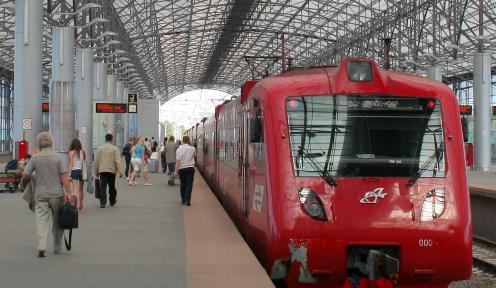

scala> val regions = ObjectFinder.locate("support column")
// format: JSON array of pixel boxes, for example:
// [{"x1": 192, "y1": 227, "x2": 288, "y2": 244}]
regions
[
  {"x1": 93, "y1": 62, "x2": 107, "y2": 150},
  {"x1": 123, "y1": 86, "x2": 129, "y2": 142},
  {"x1": 473, "y1": 52, "x2": 492, "y2": 171},
  {"x1": 115, "y1": 80, "x2": 124, "y2": 148},
  {"x1": 13, "y1": 0, "x2": 43, "y2": 154},
  {"x1": 76, "y1": 48, "x2": 94, "y2": 161},
  {"x1": 107, "y1": 74, "x2": 116, "y2": 136},
  {"x1": 426, "y1": 65, "x2": 442, "y2": 81},
  {"x1": 50, "y1": 26, "x2": 75, "y2": 152}
]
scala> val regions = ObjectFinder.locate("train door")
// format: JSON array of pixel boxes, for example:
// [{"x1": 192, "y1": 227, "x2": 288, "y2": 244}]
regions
[{"x1": 240, "y1": 107, "x2": 250, "y2": 218}]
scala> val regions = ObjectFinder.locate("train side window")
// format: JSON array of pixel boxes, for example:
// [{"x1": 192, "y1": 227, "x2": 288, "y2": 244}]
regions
[{"x1": 250, "y1": 117, "x2": 262, "y2": 143}]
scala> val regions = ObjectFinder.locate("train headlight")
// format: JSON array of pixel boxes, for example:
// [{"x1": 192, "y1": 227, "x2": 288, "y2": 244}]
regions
[
  {"x1": 347, "y1": 61, "x2": 373, "y2": 82},
  {"x1": 420, "y1": 188, "x2": 446, "y2": 222},
  {"x1": 298, "y1": 187, "x2": 327, "y2": 221}
]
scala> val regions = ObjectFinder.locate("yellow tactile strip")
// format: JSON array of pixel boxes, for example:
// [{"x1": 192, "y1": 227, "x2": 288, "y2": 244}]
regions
[{"x1": 183, "y1": 171, "x2": 274, "y2": 288}]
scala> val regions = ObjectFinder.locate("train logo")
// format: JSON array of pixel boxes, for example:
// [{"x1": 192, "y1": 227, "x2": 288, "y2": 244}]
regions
[{"x1": 359, "y1": 187, "x2": 387, "y2": 204}]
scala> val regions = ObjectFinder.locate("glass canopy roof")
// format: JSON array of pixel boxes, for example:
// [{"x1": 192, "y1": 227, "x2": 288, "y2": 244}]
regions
[{"x1": 0, "y1": 0, "x2": 495, "y2": 103}]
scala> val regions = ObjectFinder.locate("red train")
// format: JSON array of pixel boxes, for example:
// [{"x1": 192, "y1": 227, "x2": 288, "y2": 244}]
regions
[{"x1": 186, "y1": 58, "x2": 472, "y2": 288}]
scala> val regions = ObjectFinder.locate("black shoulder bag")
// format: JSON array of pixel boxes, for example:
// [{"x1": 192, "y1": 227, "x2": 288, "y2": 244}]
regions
[{"x1": 58, "y1": 202, "x2": 78, "y2": 250}]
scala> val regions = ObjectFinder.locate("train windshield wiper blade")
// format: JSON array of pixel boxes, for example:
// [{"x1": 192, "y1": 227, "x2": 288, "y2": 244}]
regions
[
  {"x1": 407, "y1": 145, "x2": 444, "y2": 187},
  {"x1": 299, "y1": 147, "x2": 337, "y2": 186}
]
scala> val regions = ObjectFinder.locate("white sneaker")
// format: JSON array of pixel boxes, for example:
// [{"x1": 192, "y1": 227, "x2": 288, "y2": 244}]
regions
[
  {"x1": 126, "y1": 177, "x2": 129, "y2": 180},
  {"x1": 144, "y1": 183, "x2": 152, "y2": 186}
]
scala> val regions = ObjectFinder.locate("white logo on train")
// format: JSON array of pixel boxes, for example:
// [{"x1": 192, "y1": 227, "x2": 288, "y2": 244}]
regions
[
  {"x1": 360, "y1": 187, "x2": 387, "y2": 204},
  {"x1": 252, "y1": 184, "x2": 265, "y2": 213}
]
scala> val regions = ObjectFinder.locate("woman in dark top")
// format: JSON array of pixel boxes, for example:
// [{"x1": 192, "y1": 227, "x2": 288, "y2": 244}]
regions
[
  {"x1": 122, "y1": 138, "x2": 133, "y2": 179},
  {"x1": 160, "y1": 137, "x2": 167, "y2": 173}
]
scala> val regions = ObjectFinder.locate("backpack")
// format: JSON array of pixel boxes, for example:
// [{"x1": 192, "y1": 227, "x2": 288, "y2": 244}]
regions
[{"x1": 5, "y1": 159, "x2": 18, "y2": 172}]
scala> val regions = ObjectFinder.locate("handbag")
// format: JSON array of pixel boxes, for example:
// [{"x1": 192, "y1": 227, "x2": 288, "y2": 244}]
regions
[{"x1": 58, "y1": 202, "x2": 78, "y2": 251}]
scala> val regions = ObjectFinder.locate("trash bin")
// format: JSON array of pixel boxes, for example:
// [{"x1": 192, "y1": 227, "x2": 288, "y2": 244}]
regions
[{"x1": 148, "y1": 159, "x2": 159, "y2": 173}]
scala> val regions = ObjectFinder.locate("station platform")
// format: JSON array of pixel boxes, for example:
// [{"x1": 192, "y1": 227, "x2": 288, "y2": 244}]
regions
[
  {"x1": 0, "y1": 170, "x2": 273, "y2": 288},
  {"x1": 467, "y1": 169, "x2": 496, "y2": 197}
]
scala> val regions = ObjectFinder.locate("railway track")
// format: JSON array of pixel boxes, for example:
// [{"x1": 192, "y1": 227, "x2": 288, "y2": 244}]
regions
[{"x1": 473, "y1": 237, "x2": 496, "y2": 278}]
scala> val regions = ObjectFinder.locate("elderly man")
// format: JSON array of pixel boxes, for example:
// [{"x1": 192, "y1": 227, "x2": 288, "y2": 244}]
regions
[{"x1": 21, "y1": 132, "x2": 72, "y2": 258}]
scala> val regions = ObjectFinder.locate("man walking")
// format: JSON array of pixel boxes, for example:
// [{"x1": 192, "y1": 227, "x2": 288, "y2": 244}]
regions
[
  {"x1": 94, "y1": 134, "x2": 123, "y2": 208},
  {"x1": 21, "y1": 132, "x2": 72, "y2": 257},
  {"x1": 150, "y1": 136, "x2": 158, "y2": 152},
  {"x1": 175, "y1": 136, "x2": 196, "y2": 206},
  {"x1": 165, "y1": 136, "x2": 179, "y2": 185}
]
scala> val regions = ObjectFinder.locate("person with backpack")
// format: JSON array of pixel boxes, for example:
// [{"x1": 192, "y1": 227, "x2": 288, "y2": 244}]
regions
[
  {"x1": 68, "y1": 138, "x2": 86, "y2": 210},
  {"x1": 21, "y1": 132, "x2": 72, "y2": 257},
  {"x1": 150, "y1": 137, "x2": 158, "y2": 152},
  {"x1": 128, "y1": 137, "x2": 151, "y2": 186},
  {"x1": 165, "y1": 136, "x2": 179, "y2": 185}
]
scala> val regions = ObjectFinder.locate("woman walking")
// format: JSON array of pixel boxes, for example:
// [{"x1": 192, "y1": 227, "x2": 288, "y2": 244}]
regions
[
  {"x1": 129, "y1": 137, "x2": 145, "y2": 186},
  {"x1": 143, "y1": 140, "x2": 152, "y2": 186},
  {"x1": 68, "y1": 138, "x2": 86, "y2": 210}
]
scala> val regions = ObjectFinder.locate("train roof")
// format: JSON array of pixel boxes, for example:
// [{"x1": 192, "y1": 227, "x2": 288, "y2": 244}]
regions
[{"x1": 255, "y1": 58, "x2": 455, "y2": 101}]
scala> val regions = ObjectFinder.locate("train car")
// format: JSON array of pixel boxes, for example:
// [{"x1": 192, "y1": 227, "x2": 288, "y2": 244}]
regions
[
  {"x1": 196, "y1": 117, "x2": 207, "y2": 172},
  {"x1": 201, "y1": 111, "x2": 218, "y2": 187},
  {"x1": 196, "y1": 58, "x2": 472, "y2": 288}
]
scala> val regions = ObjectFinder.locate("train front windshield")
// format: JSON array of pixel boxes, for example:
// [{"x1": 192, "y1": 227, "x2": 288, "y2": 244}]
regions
[{"x1": 286, "y1": 95, "x2": 445, "y2": 178}]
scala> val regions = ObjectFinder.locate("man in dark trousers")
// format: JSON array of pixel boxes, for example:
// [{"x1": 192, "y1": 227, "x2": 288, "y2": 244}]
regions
[
  {"x1": 93, "y1": 134, "x2": 123, "y2": 208},
  {"x1": 175, "y1": 136, "x2": 196, "y2": 206}
]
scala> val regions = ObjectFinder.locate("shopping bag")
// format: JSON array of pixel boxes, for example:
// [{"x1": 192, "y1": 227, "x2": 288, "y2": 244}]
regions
[
  {"x1": 95, "y1": 178, "x2": 101, "y2": 199},
  {"x1": 86, "y1": 177, "x2": 94, "y2": 194}
]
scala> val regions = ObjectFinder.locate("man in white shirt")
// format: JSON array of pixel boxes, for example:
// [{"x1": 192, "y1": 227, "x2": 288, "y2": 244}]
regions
[{"x1": 175, "y1": 136, "x2": 196, "y2": 206}]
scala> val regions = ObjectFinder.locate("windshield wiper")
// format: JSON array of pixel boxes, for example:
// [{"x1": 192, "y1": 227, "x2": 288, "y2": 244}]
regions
[
  {"x1": 407, "y1": 144, "x2": 444, "y2": 187},
  {"x1": 298, "y1": 147, "x2": 337, "y2": 186}
]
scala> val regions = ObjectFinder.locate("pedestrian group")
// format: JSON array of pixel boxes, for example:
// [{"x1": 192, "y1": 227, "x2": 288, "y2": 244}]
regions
[{"x1": 21, "y1": 132, "x2": 196, "y2": 258}]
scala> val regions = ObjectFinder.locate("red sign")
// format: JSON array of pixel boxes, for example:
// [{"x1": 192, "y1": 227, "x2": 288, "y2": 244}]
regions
[
  {"x1": 95, "y1": 103, "x2": 127, "y2": 113},
  {"x1": 459, "y1": 105, "x2": 472, "y2": 115},
  {"x1": 42, "y1": 103, "x2": 49, "y2": 112}
]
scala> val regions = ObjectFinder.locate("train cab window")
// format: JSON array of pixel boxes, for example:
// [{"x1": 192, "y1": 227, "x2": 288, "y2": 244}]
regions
[{"x1": 286, "y1": 95, "x2": 445, "y2": 178}]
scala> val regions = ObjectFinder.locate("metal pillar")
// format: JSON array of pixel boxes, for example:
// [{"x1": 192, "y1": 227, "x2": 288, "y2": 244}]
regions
[
  {"x1": 76, "y1": 48, "x2": 94, "y2": 161},
  {"x1": 123, "y1": 86, "x2": 129, "y2": 142},
  {"x1": 50, "y1": 26, "x2": 75, "y2": 152},
  {"x1": 473, "y1": 52, "x2": 492, "y2": 171},
  {"x1": 13, "y1": 0, "x2": 43, "y2": 154},
  {"x1": 93, "y1": 62, "x2": 107, "y2": 149},
  {"x1": 426, "y1": 66, "x2": 442, "y2": 82},
  {"x1": 115, "y1": 80, "x2": 124, "y2": 147},
  {"x1": 107, "y1": 74, "x2": 116, "y2": 136}
]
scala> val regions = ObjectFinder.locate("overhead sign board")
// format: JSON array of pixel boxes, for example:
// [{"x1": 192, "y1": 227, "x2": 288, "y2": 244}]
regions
[
  {"x1": 95, "y1": 103, "x2": 127, "y2": 113},
  {"x1": 128, "y1": 93, "x2": 138, "y2": 104},
  {"x1": 128, "y1": 103, "x2": 138, "y2": 113},
  {"x1": 127, "y1": 93, "x2": 138, "y2": 114},
  {"x1": 22, "y1": 118, "x2": 32, "y2": 130},
  {"x1": 459, "y1": 105, "x2": 472, "y2": 116}
]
